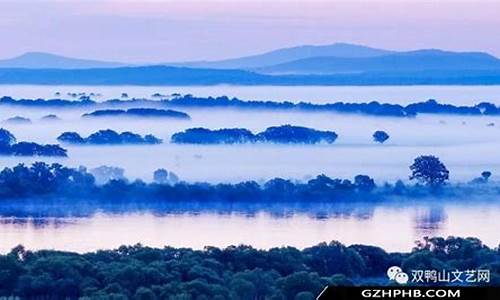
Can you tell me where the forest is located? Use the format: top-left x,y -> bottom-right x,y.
0,237 -> 498,299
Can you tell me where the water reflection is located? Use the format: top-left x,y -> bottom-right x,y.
0,202 -> 498,254
0,217 -> 76,228
413,206 -> 448,236
0,200 -> 377,220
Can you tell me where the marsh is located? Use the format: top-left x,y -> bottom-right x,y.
0,85 -> 499,254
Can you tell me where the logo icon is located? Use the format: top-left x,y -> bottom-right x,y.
387,266 -> 409,285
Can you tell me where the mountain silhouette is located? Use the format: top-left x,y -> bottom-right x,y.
256,49 -> 500,74
0,52 -> 125,69
169,43 -> 393,69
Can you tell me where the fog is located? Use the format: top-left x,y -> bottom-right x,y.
0,104 -> 499,183
1,88 -> 499,253
2,84 -> 500,104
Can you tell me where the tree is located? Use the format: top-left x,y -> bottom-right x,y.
471,171 -> 492,184
57,132 -> 85,144
155,169 -> 178,185
90,166 -> 126,185
276,272 -> 323,300
409,155 -> 449,187
372,131 -> 389,143
144,134 -> 162,144
10,142 -> 67,157
481,171 -> 492,182
329,274 -> 354,286
154,169 -> 170,184
0,128 -> 16,154
354,175 -> 376,192
230,278 -> 256,300
134,287 -> 157,300
0,128 -> 16,146
41,114 -> 61,121
0,255 -> 23,294
87,130 -> 122,144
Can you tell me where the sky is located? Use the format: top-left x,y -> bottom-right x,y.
0,0 -> 499,63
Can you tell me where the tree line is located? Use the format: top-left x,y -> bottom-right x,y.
0,237 -> 498,299
171,125 -> 338,145
0,156 -> 494,202
58,130 -> 162,145
3,95 -> 500,117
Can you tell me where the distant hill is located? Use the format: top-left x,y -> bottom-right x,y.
257,49 -> 500,74
0,66 -> 271,85
1,44 -> 500,85
5,44 -> 500,77
1,65 -> 500,85
170,43 -> 394,69
0,52 -> 125,69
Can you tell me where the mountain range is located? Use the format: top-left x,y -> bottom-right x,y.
1,43 -> 500,85
169,43 -> 394,69
256,49 -> 500,74
0,52 -> 125,69
0,43 -> 392,70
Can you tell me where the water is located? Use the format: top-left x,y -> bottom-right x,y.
1,84 -> 500,104
0,203 -> 498,253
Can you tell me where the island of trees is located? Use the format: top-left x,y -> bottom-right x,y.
40,114 -> 61,121
372,130 -> 390,143
0,128 -> 67,157
3,116 -> 32,124
171,125 -> 338,144
0,236 -> 497,298
82,108 -> 191,119
57,130 -> 162,145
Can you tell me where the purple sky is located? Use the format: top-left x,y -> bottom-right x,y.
1,0 -> 499,62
